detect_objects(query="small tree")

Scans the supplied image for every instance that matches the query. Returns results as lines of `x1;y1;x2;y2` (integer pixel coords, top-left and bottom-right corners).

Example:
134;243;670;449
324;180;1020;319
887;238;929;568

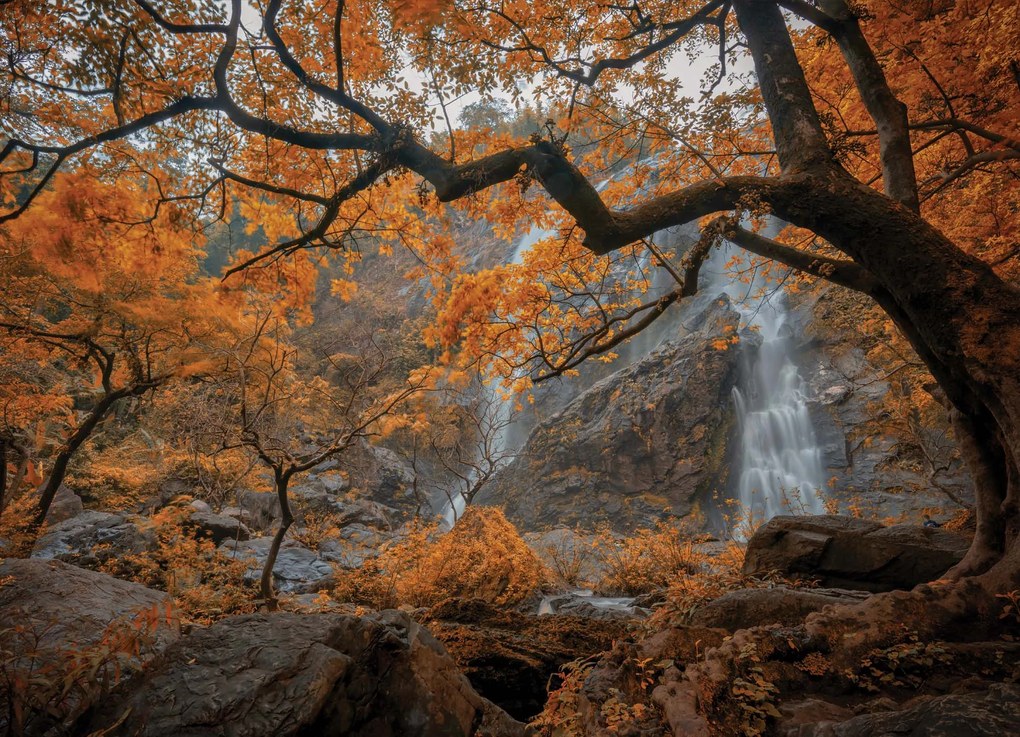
404;374;521;525
209;309;427;607
0;173;222;531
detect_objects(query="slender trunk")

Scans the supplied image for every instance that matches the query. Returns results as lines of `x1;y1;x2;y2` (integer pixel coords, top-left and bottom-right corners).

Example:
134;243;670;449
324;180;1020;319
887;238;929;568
259;471;293;609
8;450;28;506
0;440;6;515
31;388;138;528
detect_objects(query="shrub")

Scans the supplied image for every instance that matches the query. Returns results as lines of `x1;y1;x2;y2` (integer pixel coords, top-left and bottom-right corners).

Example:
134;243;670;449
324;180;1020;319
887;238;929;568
591;518;710;596
332;507;548;609
99;502;258;624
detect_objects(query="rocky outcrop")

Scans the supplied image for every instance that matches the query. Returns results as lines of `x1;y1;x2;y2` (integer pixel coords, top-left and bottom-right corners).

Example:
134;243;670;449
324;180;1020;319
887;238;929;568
789;684;1020;737
31;510;154;567
794;286;972;514
478;296;745;531
0;558;179;653
0;559;180;736
425;598;629;721
689;586;869;630
44;484;84;524
80;610;526;737
742;515;970;591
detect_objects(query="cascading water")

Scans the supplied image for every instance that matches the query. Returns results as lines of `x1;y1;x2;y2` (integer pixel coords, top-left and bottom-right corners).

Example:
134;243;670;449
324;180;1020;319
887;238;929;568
715;245;826;528
442;159;827;530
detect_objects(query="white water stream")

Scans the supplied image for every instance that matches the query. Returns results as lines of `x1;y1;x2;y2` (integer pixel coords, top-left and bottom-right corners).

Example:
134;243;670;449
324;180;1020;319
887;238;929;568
440;223;557;528
710;242;826;526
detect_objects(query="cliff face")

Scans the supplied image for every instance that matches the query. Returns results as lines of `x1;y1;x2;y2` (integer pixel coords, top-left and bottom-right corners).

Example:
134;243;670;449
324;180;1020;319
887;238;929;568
476;296;746;532
305;214;971;529
473;281;970;532
793;286;972;517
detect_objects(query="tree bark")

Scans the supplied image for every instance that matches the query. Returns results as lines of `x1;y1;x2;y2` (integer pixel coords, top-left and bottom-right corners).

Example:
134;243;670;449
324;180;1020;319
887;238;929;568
724;0;1020;584
31;389;130;529
259;471;294;609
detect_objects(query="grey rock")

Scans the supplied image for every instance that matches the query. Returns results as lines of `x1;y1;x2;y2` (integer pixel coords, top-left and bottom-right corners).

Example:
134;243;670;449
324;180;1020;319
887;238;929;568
742;515;971;591
188;498;212;513
689;586;870;630
219;536;334;593
793;286;973;512
0;557;179;654
43;484;83;524
187;510;251;545
0;559;180;735
31;510;155;567
478;296;744;532
81;610;527;737
233;489;282;529
798;684;1020;737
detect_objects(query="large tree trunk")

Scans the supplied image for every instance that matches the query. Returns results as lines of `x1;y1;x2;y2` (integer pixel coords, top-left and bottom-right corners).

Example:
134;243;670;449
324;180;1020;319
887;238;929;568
732;0;1020;587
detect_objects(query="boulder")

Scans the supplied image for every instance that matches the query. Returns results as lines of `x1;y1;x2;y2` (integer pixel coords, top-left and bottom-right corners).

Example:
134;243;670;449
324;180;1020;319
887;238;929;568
343;443;419;518
31;510;155;567
317;523;393;568
188;498;212;513
0;559;180;735
477;296;745;532
186;510;251;545
43;484;83;524
0;557;179;653
742;515;970;591
80;610;526;737
425;598;629;722
219;536;334;593
792;684;1020;737
289;488;398;531
689;586;869;630
233;489;282;530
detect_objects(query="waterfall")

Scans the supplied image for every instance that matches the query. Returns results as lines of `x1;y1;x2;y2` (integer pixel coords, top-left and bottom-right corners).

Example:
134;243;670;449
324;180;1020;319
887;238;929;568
716;246;826;529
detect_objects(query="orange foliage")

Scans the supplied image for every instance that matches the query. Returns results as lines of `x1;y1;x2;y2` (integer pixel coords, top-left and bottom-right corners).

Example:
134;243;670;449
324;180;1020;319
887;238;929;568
332;507;548;609
99;502;259;625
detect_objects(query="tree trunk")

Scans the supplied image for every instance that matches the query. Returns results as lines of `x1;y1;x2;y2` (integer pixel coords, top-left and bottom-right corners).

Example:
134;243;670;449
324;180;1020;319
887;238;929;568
731;0;1020;587
259;471;294;609
0;439;6;516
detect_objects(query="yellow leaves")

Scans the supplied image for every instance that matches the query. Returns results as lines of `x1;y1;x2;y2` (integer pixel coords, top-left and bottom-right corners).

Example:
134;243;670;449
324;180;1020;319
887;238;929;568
712;336;740;351
330;278;359;303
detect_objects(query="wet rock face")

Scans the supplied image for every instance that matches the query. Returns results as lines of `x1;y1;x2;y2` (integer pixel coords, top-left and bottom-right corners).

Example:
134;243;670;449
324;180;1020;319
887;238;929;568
793;286;973;514
742;515;971;591
81;610;526;737
478;296;745;532
425;599;629;722
688;586;870;630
